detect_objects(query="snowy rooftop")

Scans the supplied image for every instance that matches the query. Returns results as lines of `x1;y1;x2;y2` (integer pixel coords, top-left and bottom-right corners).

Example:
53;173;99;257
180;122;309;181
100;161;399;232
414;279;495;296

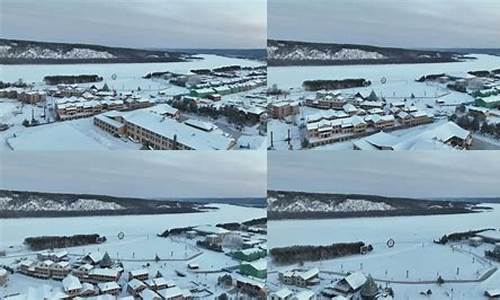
97;281;120;292
157;286;183;299
272;288;293;299
354;121;470;150
298;267;319;281
243;258;267;271
62;274;82;292
344;272;367;290
184;118;216;131
128;278;146;290
293;290;315;300
240;247;264;255
148;104;179;116
233;274;265;289
90;268;119;277
94;114;124;129
140;289;161;300
479;95;500;103
123;110;234;150
194;224;230;235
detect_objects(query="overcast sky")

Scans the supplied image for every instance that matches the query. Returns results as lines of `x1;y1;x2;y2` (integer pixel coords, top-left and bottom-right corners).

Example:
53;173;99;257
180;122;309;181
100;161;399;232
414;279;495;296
0;0;266;49
269;152;500;198
0;152;266;199
269;0;500;48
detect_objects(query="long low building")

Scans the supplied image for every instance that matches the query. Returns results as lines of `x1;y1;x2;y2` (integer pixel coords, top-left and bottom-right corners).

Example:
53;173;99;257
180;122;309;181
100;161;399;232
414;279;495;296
239;258;267;279
476;94;500;109
94;110;235;150
279;267;320;287
353;121;471;150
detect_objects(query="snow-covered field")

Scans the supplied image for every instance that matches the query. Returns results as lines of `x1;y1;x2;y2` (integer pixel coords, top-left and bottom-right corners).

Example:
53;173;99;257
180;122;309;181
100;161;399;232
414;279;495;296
1;114;139;150
268;204;500;299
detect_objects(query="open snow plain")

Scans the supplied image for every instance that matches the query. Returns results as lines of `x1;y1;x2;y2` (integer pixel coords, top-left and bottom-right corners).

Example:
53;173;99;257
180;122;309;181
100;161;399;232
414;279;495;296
268;204;500;299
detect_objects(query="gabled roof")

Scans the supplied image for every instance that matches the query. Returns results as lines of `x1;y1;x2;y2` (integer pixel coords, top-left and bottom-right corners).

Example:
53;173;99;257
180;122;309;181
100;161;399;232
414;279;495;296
62;274;82;292
344;272;367;290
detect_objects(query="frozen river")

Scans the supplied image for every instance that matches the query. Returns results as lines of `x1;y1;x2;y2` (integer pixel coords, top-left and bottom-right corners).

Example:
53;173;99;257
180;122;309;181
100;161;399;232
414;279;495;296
268;203;500;247
268;54;500;90
0;204;265;248
0;54;264;91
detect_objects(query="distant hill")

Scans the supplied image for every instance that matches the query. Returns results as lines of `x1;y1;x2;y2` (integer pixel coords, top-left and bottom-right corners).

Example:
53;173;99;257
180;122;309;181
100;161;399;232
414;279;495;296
0;38;189;64
267;39;462;66
429;48;500;57
162;48;266;61
268;190;481;220
160;197;266;208
0;189;205;218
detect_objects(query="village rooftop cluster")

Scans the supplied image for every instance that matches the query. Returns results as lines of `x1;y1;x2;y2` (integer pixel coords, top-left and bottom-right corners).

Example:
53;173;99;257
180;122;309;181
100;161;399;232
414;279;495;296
268;68;500;150
0;62;267;150
0;220;268;299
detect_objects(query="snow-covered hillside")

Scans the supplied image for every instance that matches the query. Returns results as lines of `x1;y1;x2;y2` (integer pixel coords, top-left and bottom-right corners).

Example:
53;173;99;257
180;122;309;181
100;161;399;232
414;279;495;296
0;45;116;59
268;44;386;61
0;196;124;211
268;196;394;212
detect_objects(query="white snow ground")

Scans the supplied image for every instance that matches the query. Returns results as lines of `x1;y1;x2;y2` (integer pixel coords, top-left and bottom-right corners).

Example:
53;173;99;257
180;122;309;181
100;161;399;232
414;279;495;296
268;204;500;299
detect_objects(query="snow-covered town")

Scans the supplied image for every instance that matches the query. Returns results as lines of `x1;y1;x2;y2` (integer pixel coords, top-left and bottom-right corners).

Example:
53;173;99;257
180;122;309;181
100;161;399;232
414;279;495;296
0;55;267;150
0;151;268;299
267;54;500;150
267;151;500;300
0;206;267;300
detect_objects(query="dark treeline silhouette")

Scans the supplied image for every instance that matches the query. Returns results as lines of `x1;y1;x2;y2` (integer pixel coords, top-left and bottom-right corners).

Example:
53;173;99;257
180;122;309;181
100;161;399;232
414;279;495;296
468;70;492;77
25;234;105;250
43;74;103;85
197;240;223;252
170;97;260;127
434;228;493;245
268;208;475;220
303;79;370;91
157;226;195;238
213;65;241;72
215;217;267;231
271;242;370;264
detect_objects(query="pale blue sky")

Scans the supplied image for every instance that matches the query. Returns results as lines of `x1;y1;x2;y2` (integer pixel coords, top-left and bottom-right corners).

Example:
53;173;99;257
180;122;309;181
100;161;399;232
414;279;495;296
269;152;500;198
269;0;500;48
0;152;267;198
0;0;266;49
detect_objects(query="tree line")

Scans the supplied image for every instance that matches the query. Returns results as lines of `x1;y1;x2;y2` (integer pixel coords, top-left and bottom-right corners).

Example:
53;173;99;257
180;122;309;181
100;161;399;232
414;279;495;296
24;234;105;250
303;79;370;91
270;242;370;264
